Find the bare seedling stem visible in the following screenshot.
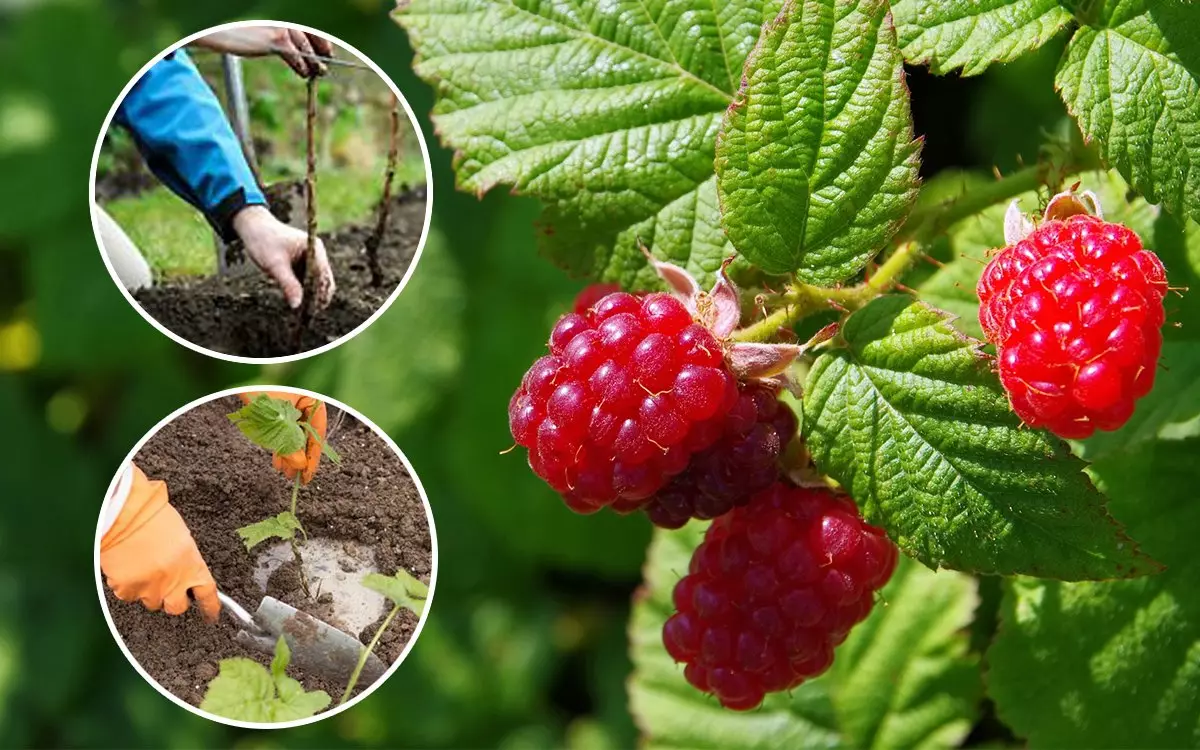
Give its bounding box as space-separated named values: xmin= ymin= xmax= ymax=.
xmin=339 ymin=602 xmax=401 ymax=704
xmin=367 ymin=97 xmax=402 ymax=288
xmin=294 ymin=74 xmax=320 ymax=350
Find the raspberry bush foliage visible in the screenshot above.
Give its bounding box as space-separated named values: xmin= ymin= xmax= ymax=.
xmin=396 ymin=0 xmax=1200 ymax=745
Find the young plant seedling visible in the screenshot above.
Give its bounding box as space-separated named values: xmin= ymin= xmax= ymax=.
xmin=338 ymin=568 xmax=428 ymax=704
xmin=228 ymin=394 xmax=341 ymax=597
xmin=366 ymin=96 xmax=402 ymax=288
xmin=200 ymin=635 xmax=330 ymax=722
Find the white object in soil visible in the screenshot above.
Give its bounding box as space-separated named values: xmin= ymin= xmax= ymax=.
xmin=251 ymin=537 xmax=387 ymax=636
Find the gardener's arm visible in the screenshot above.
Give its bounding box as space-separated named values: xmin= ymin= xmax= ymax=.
xmin=99 ymin=464 xmax=221 ymax=622
xmin=114 ymin=50 xmax=334 ymax=309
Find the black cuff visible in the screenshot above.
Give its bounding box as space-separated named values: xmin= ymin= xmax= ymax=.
xmin=210 ymin=188 xmax=259 ymax=243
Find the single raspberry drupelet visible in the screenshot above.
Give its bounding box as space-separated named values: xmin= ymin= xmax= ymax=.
xmin=573 ymin=283 xmax=623 ymax=315
xmin=509 ymin=291 xmax=738 ymax=513
xmin=663 ymin=483 xmax=897 ymax=711
xmin=978 ymin=213 xmax=1168 ymax=439
xmin=643 ymin=382 xmax=797 ymax=529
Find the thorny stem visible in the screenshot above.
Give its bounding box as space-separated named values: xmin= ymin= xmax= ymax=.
xmin=294 ymin=74 xmax=319 ymax=350
xmin=339 ymin=602 xmax=401 ymax=705
xmin=367 ymin=97 xmax=402 ymax=288
xmin=733 ymin=155 xmax=1093 ymax=343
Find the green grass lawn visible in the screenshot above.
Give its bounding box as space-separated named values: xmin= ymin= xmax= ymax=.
xmin=103 ymin=156 xmax=426 ymax=280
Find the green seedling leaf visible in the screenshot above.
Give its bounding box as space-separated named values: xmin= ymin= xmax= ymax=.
xmin=301 ymin=421 xmax=341 ymax=464
xmin=803 ymin=295 xmax=1160 ymax=580
xmin=199 ymin=637 xmax=330 ymax=722
xmin=236 ymin=511 xmax=302 ymax=551
xmin=628 ymin=524 xmax=981 ymax=747
xmin=363 ymin=569 xmax=429 ymax=616
xmin=892 ymin=0 xmax=1073 ymax=76
xmin=227 ymin=395 xmax=306 ymax=456
xmin=988 ymin=439 xmax=1200 ymax=746
xmin=1056 ymin=2 xmax=1200 ymax=225
xmin=715 ymin=0 xmax=920 ymax=283
xmin=395 ymin=0 xmax=784 ymax=290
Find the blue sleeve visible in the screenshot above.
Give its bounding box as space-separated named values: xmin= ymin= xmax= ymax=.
xmin=114 ymin=49 xmax=266 ymax=241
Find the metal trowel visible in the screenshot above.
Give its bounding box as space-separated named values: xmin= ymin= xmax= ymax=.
xmin=217 ymin=592 xmax=386 ymax=686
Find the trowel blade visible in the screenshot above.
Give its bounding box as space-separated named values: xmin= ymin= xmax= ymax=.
xmin=241 ymin=596 xmax=387 ymax=687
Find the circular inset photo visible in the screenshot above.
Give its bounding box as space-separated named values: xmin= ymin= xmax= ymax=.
xmin=90 ymin=21 xmax=432 ymax=362
xmin=94 ymin=387 xmax=436 ymax=728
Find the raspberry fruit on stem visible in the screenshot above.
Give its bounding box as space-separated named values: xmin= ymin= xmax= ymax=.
xmin=663 ymin=482 xmax=897 ymax=711
xmin=510 ymin=261 xmax=811 ymax=514
xmin=509 ymin=290 xmax=740 ymax=513
xmin=978 ymin=191 xmax=1168 ymax=438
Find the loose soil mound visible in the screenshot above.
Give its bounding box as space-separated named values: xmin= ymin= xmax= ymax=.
xmin=106 ymin=396 xmax=432 ymax=712
xmin=134 ymin=183 xmax=426 ymax=357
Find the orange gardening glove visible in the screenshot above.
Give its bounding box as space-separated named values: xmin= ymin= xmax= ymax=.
xmin=100 ymin=466 xmax=220 ymax=621
xmin=238 ymin=391 xmax=327 ymax=484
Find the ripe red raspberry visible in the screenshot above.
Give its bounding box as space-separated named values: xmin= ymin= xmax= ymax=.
xmin=977 ymin=213 xmax=1168 ymax=439
xmin=573 ymin=283 xmax=622 ymax=315
xmin=643 ymin=382 xmax=797 ymax=529
xmin=509 ymin=291 xmax=738 ymax=513
xmin=663 ymin=483 xmax=897 ymax=711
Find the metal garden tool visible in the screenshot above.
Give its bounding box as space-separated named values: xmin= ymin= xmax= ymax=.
xmin=217 ymin=591 xmax=386 ymax=685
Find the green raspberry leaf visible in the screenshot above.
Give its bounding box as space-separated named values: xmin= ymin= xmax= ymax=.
xmin=362 ymin=569 xmax=429 ymax=616
xmin=199 ymin=640 xmax=331 ymax=723
xmin=235 ymin=511 xmax=302 ymax=551
xmin=628 ymin=524 xmax=981 ymax=747
xmin=803 ymin=295 xmax=1161 ymax=579
xmin=715 ymin=0 xmax=921 ymax=283
xmin=988 ymin=439 xmax=1200 ymax=746
xmin=829 ymin=557 xmax=981 ymax=749
xmin=395 ymin=0 xmax=783 ymax=289
xmin=1056 ymin=2 xmax=1200 ymax=225
xmin=227 ymin=395 xmax=305 ymax=456
xmin=892 ymin=0 xmax=1074 ymax=76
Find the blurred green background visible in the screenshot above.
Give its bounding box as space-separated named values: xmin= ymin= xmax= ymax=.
xmin=0 ymin=1 xmax=1075 ymax=747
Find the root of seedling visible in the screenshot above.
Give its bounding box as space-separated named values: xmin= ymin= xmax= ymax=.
xmin=294 ymin=73 xmax=320 ymax=350
xmin=367 ymin=97 xmax=402 ymax=288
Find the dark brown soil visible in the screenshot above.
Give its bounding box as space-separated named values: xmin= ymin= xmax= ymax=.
xmin=133 ymin=182 xmax=426 ymax=358
xmin=106 ymin=395 xmax=432 ymax=714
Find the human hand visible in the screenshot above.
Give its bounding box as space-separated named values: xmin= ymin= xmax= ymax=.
xmin=194 ymin=28 xmax=333 ymax=77
xmin=233 ymin=205 xmax=334 ymax=310
xmin=238 ymin=391 xmax=328 ymax=484
xmin=100 ymin=466 xmax=220 ymax=621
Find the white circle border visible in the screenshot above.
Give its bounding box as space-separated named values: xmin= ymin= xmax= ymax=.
xmin=88 ymin=20 xmax=435 ymax=365
xmin=93 ymin=385 xmax=440 ymax=730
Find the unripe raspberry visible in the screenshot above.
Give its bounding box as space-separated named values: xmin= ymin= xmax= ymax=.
xmin=664 ymin=483 xmax=897 ymax=711
xmin=509 ymin=291 xmax=738 ymax=512
xmin=643 ymin=382 xmax=797 ymax=529
xmin=978 ymin=213 xmax=1167 ymax=439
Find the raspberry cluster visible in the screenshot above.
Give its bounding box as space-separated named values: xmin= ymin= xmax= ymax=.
xmin=643 ymin=382 xmax=797 ymax=529
xmin=509 ymin=292 xmax=738 ymax=512
xmin=663 ymin=483 xmax=897 ymax=710
xmin=978 ymin=214 xmax=1167 ymax=438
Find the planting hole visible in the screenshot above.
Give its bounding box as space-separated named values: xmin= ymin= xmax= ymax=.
xmin=252 ymin=537 xmax=386 ymax=635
